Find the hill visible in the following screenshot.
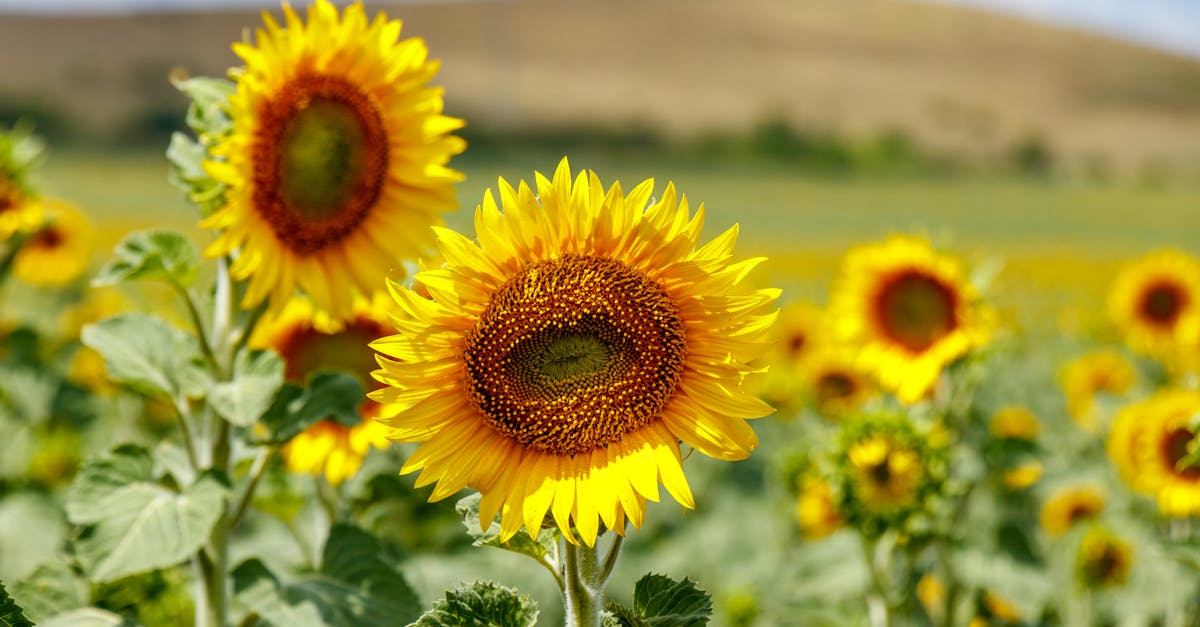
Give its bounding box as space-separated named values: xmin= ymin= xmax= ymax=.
xmin=1 ymin=0 xmax=1199 ymax=172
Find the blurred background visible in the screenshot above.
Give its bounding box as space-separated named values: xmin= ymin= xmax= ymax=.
xmin=0 ymin=0 xmax=1197 ymax=326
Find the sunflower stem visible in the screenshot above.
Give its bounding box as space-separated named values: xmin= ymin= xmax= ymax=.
xmin=861 ymin=533 xmax=896 ymax=627
xmin=229 ymin=447 xmax=275 ymax=531
xmin=562 ymin=535 xmax=607 ymax=627
xmin=176 ymin=282 xmax=221 ymax=375
xmin=0 ymin=232 xmax=29 ymax=285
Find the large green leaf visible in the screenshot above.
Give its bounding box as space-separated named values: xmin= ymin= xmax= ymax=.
xmin=10 ymin=562 xmax=87 ymax=622
xmin=410 ymin=581 xmax=538 ymax=627
xmin=0 ymin=580 xmax=34 ymax=627
xmin=81 ymin=314 xmax=211 ymax=400
xmin=231 ymin=559 xmax=323 ymax=627
xmin=455 ymin=493 xmax=556 ymax=564
xmin=606 ymin=574 xmax=712 ymax=627
xmin=92 ymin=230 xmax=199 ymax=288
xmin=282 ymin=524 xmax=421 ymax=627
xmin=66 ymin=445 xmax=229 ymax=583
xmin=208 ymin=349 xmax=285 ymax=427
xmin=258 ymin=372 xmax=363 ymax=444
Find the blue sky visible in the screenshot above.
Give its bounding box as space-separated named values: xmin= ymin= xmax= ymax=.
xmin=0 ymin=0 xmax=1196 ymax=59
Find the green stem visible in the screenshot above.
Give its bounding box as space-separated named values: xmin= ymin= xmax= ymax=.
xmin=0 ymin=232 xmax=29 ymax=284
xmin=861 ymin=534 xmax=895 ymax=627
xmin=229 ymin=447 xmax=275 ymax=531
xmin=175 ymin=283 xmax=221 ymax=375
xmin=562 ymin=536 xmax=608 ymax=627
xmin=231 ymin=300 xmax=269 ymax=360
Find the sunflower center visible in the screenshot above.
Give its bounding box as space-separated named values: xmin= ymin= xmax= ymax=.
xmin=33 ymin=227 xmax=63 ymax=249
xmin=875 ymin=270 xmax=958 ymax=352
xmin=463 ymin=254 xmax=687 ymax=457
xmin=1140 ymin=281 xmax=1185 ymax=326
xmin=276 ymin=317 xmax=389 ymax=387
xmin=253 ymin=74 xmax=388 ymax=254
xmin=869 ymin=458 xmax=893 ymax=485
xmin=1162 ymin=427 xmax=1200 ymax=479
xmin=1065 ymin=503 xmax=1097 ymax=524
xmin=786 ymin=332 xmax=807 ymax=358
xmin=816 ymin=372 xmax=857 ymax=402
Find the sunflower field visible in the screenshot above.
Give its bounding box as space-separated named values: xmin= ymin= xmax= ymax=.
xmin=1 ymin=1 xmax=1200 ymax=626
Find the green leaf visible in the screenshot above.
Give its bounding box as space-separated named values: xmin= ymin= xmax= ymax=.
xmin=92 ymin=230 xmax=199 ymax=288
xmin=172 ymin=76 xmax=234 ymax=137
xmin=166 ymin=132 xmax=226 ymax=217
xmin=258 ymin=372 xmax=364 ymax=444
xmin=232 ymin=559 xmax=323 ymax=627
xmin=606 ymin=574 xmax=712 ymax=627
xmin=66 ymin=445 xmax=229 ymax=583
xmin=209 ymin=349 xmax=285 ymax=427
xmin=455 ymin=493 xmax=556 ymax=563
xmin=10 ymin=562 xmax=87 ymax=622
xmin=0 ymin=364 xmax=56 ymax=425
xmin=410 ymin=581 xmax=538 ymax=627
xmin=81 ymin=314 xmax=211 ymax=400
xmin=0 ymin=580 xmax=34 ymax=627
xmin=283 ymin=524 xmax=421 ymax=627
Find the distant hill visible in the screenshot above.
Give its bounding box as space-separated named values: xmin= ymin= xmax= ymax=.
xmin=1 ymin=0 xmax=1199 ymax=173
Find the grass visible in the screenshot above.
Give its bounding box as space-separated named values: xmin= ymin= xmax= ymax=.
xmin=40 ymin=148 xmax=1200 ymax=328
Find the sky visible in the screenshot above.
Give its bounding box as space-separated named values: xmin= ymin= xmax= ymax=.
xmin=0 ymin=0 xmax=1196 ymax=59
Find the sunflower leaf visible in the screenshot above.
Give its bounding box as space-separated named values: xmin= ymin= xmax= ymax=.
xmin=605 ymin=574 xmax=712 ymax=627
xmin=66 ymin=445 xmax=229 ymax=583
xmin=209 ymin=349 xmax=285 ymax=428
xmin=166 ymin=132 xmax=226 ymax=217
xmin=81 ymin=314 xmax=211 ymax=401
xmin=409 ymin=581 xmax=538 ymax=627
xmin=92 ymin=230 xmax=199 ymax=289
xmin=10 ymin=561 xmax=88 ymax=622
xmin=280 ymin=524 xmax=421 ymax=627
xmin=257 ymin=372 xmax=363 ymax=444
xmin=231 ymin=559 xmax=324 ymax=627
xmin=0 ymin=580 xmax=35 ymax=627
xmin=172 ymin=75 xmax=234 ymax=137
xmin=454 ymin=493 xmax=556 ymax=564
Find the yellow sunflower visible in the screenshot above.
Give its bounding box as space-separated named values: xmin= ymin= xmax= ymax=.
xmin=830 ymin=235 xmax=993 ymax=404
xmin=252 ymin=297 xmax=393 ymax=485
xmin=1040 ymin=484 xmax=1105 ymax=538
xmin=12 ymin=201 xmax=91 ymax=286
xmin=988 ymin=405 xmax=1039 ymax=440
xmin=1076 ymin=527 xmax=1132 ymax=588
xmin=757 ymin=301 xmax=826 ymax=413
xmin=203 ymin=0 xmax=465 ymax=321
xmin=1001 ymin=461 xmax=1042 ymax=491
xmin=0 ymin=127 xmax=45 ymax=242
xmin=795 ymin=475 xmax=842 ymax=540
xmin=1108 ymin=249 xmax=1200 ymax=358
xmin=799 ymin=347 xmax=875 ymax=419
xmin=843 ymin=433 xmax=925 ymax=521
xmin=1107 ymin=389 xmax=1200 ymax=516
xmin=1060 ymin=350 xmax=1135 ymax=432
xmin=371 ymin=159 xmax=778 ymax=546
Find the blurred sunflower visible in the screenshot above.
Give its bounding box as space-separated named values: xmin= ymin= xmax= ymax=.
xmin=988 ymin=405 xmax=1039 ymax=440
xmin=799 ymin=347 xmax=875 ymax=419
xmin=1076 ymin=527 xmax=1132 ymax=588
xmin=757 ymin=301 xmax=826 ymax=413
xmin=795 ymin=475 xmax=842 ymax=540
xmin=12 ymin=202 xmax=91 ymax=286
xmin=252 ymin=297 xmax=393 ymax=485
xmin=830 ymin=235 xmax=993 ymax=403
xmin=203 ymin=0 xmax=464 ymax=321
xmin=1060 ymin=350 xmax=1135 ymax=431
xmin=1108 ymin=249 xmax=1200 ymax=358
xmin=916 ymin=574 xmax=945 ymax=618
xmin=835 ymin=414 xmax=940 ymax=534
xmin=1001 ymin=461 xmax=1042 ymax=491
xmin=0 ymin=126 xmax=45 ymax=242
xmin=1040 ymin=484 xmax=1105 ymax=538
xmin=1107 ymin=389 xmax=1200 ymax=516
xmin=971 ymin=590 xmax=1022 ymax=626
xmin=371 ymin=159 xmax=778 ymax=546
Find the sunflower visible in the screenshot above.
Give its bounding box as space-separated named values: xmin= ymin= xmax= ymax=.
xmin=252 ymin=297 xmax=393 ymax=485
xmin=203 ymin=0 xmax=465 ymax=321
xmin=371 ymin=159 xmax=778 ymax=546
xmin=757 ymin=301 xmax=826 ymax=413
xmin=830 ymin=235 xmax=993 ymax=404
xmin=1040 ymin=484 xmax=1105 ymax=538
xmin=1108 ymin=249 xmax=1200 ymax=358
xmin=795 ymin=475 xmax=842 ymax=540
xmin=835 ymin=414 xmax=940 ymax=534
xmin=799 ymin=347 xmax=875 ymax=419
xmin=1000 ymin=461 xmax=1042 ymax=491
xmin=1076 ymin=527 xmax=1132 ymax=588
xmin=988 ymin=405 xmax=1039 ymax=441
xmin=12 ymin=201 xmax=91 ymax=286
xmin=0 ymin=126 xmax=45 ymax=242
xmin=1060 ymin=350 xmax=1135 ymax=431
xmin=1108 ymin=389 xmax=1200 ymax=516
